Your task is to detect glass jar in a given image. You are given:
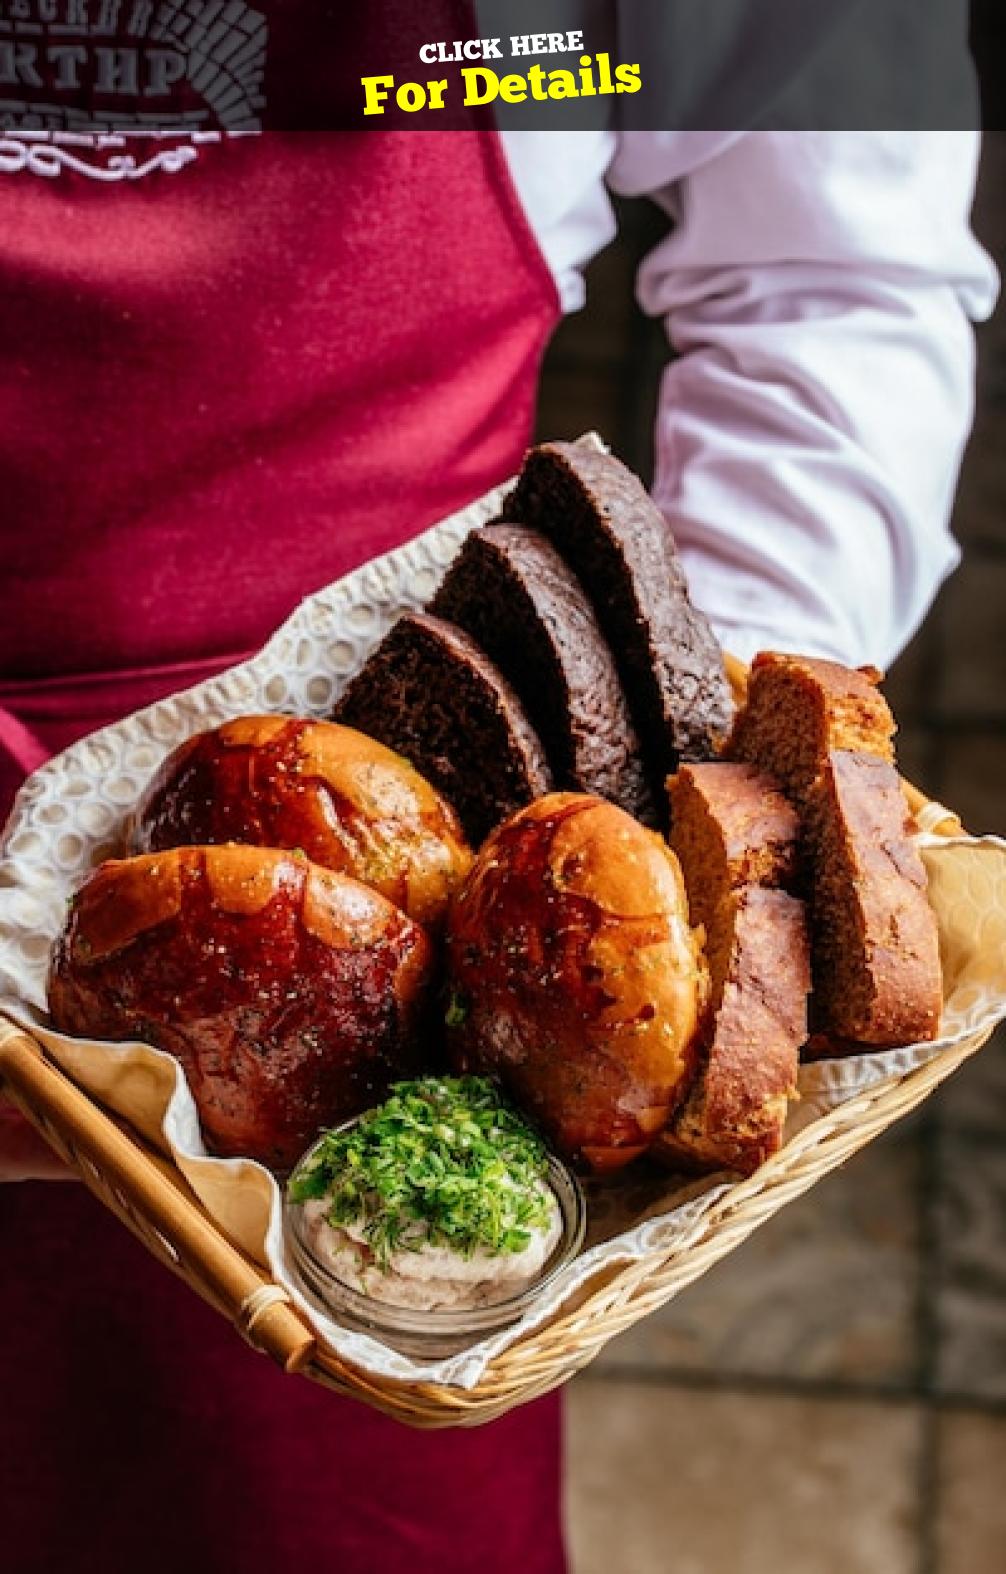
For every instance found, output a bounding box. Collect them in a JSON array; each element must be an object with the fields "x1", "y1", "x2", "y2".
[{"x1": 283, "y1": 1125, "x2": 587, "y2": 1358}]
